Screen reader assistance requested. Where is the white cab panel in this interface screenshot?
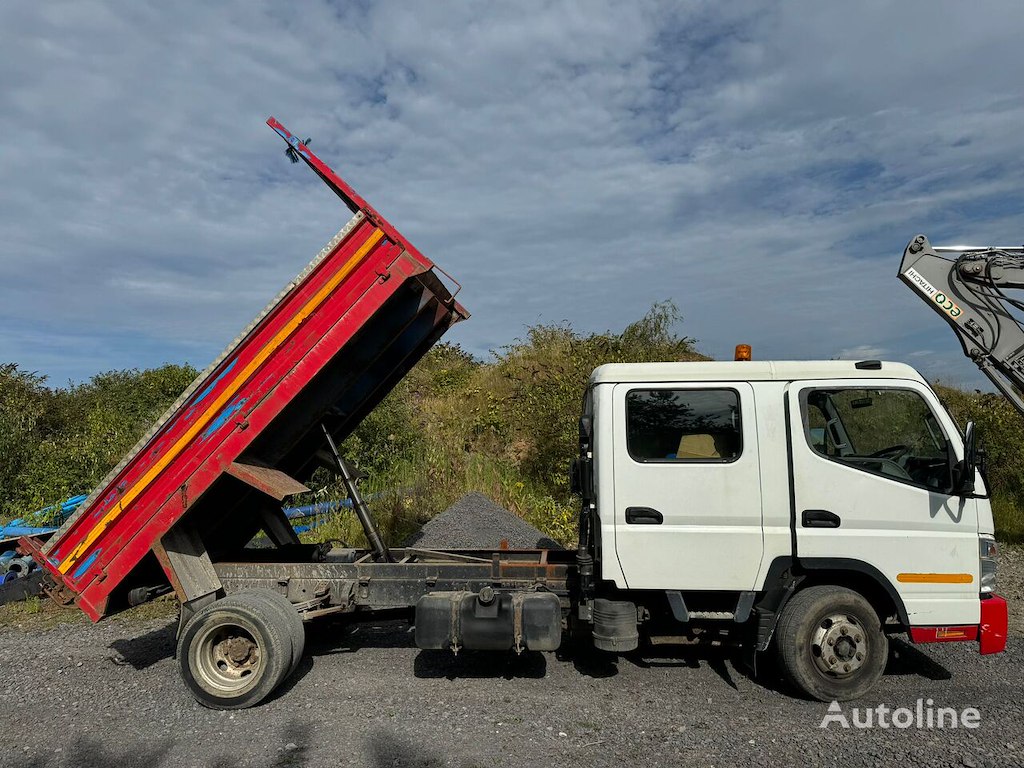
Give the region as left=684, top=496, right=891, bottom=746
left=611, top=382, right=764, bottom=590
left=787, top=379, right=979, bottom=625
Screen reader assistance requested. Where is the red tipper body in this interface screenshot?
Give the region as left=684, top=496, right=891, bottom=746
left=21, top=119, right=468, bottom=621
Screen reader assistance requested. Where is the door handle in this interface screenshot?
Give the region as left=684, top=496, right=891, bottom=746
left=625, top=506, right=664, bottom=525
left=802, top=509, right=841, bottom=528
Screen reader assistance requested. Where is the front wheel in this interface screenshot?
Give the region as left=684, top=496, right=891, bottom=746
left=775, top=585, right=888, bottom=701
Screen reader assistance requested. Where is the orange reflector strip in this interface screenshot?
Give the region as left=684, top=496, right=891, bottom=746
left=897, top=573, right=973, bottom=584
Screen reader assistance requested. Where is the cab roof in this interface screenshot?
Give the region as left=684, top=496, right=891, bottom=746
left=589, top=360, right=926, bottom=385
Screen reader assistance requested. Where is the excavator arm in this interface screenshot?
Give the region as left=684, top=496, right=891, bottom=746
left=899, top=234, right=1024, bottom=415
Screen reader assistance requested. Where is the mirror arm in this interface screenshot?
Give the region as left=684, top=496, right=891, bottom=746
left=953, top=420, right=979, bottom=497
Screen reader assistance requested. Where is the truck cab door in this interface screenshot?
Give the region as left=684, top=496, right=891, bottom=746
left=786, top=379, right=980, bottom=626
left=611, top=382, right=764, bottom=590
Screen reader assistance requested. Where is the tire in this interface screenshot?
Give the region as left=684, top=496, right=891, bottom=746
left=246, top=589, right=306, bottom=677
left=775, top=585, right=888, bottom=701
left=176, top=592, right=292, bottom=709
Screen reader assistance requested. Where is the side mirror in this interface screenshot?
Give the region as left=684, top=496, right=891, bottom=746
left=579, top=415, right=593, bottom=446
left=953, top=421, right=977, bottom=496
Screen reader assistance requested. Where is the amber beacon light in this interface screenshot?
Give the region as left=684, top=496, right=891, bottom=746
left=734, top=344, right=752, bottom=361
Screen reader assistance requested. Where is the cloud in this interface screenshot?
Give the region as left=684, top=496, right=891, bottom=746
left=1, top=1, right=1023, bottom=387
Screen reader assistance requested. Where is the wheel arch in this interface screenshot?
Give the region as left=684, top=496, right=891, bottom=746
left=798, top=558, right=909, bottom=627
left=754, top=556, right=909, bottom=651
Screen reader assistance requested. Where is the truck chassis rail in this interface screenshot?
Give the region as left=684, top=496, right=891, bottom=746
left=214, top=547, right=573, bottom=619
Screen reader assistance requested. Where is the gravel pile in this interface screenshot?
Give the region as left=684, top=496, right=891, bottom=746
left=404, top=492, right=563, bottom=549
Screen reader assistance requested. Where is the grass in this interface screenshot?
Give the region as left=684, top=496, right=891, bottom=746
left=0, top=592, right=177, bottom=631
left=0, top=595, right=86, bottom=630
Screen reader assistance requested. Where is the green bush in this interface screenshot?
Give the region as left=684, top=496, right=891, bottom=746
left=1, top=363, right=197, bottom=520
left=0, top=365, right=52, bottom=518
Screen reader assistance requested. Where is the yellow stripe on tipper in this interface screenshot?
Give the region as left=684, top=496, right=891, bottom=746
left=59, top=228, right=385, bottom=574
left=897, top=572, right=974, bottom=584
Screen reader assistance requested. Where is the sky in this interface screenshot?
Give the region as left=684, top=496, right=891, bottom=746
left=2, top=1, right=1024, bottom=388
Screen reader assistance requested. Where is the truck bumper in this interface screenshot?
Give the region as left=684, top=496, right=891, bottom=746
left=979, top=593, right=1008, bottom=655
left=907, top=593, right=1007, bottom=655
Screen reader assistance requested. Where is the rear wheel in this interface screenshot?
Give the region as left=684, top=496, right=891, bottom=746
left=776, top=585, right=888, bottom=701
left=177, top=592, right=292, bottom=709
left=246, top=589, right=306, bottom=676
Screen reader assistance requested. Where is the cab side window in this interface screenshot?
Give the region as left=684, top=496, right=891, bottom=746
left=801, top=387, right=953, bottom=492
left=627, top=389, right=742, bottom=462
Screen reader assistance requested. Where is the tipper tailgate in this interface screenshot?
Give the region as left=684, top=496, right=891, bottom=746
left=22, top=119, right=468, bottom=620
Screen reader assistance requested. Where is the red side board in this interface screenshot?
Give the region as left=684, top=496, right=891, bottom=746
left=23, top=120, right=468, bottom=620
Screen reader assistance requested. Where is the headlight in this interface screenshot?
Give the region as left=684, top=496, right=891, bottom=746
left=980, top=535, right=997, bottom=594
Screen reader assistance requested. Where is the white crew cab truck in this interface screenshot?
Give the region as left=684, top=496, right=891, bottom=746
left=29, top=130, right=1007, bottom=710
left=571, top=358, right=1007, bottom=700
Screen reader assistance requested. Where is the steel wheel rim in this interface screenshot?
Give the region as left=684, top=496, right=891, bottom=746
left=191, top=621, right=264, bottom=695
left=810, top=612, right=867, bottom=678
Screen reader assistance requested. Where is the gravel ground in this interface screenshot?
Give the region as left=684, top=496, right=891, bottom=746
left=0, top=612, right=1019, bottom=767
left=998, top=544, right=1024, bottom=637
left=404, top=493, right=561, bottom=549
left=1, top=545, right=1019, bottom=768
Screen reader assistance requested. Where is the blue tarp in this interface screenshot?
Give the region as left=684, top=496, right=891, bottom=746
left=0, top=494, right=89, bottom=539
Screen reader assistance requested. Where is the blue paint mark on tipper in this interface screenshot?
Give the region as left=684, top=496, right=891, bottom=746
left=88, top=493, right=115, bottom=524
left=184, top=360, right=237, bottom=421
left=200, top=397, right=248, bottom=440
left=72, top=549, right=101, bottom=580
left=90, top=490, right=120, bottom=520
left=48, top=557, right=61, bottom=566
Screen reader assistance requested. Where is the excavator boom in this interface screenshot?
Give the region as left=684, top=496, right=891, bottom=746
left=899, top=234, right=1024, bottom=415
